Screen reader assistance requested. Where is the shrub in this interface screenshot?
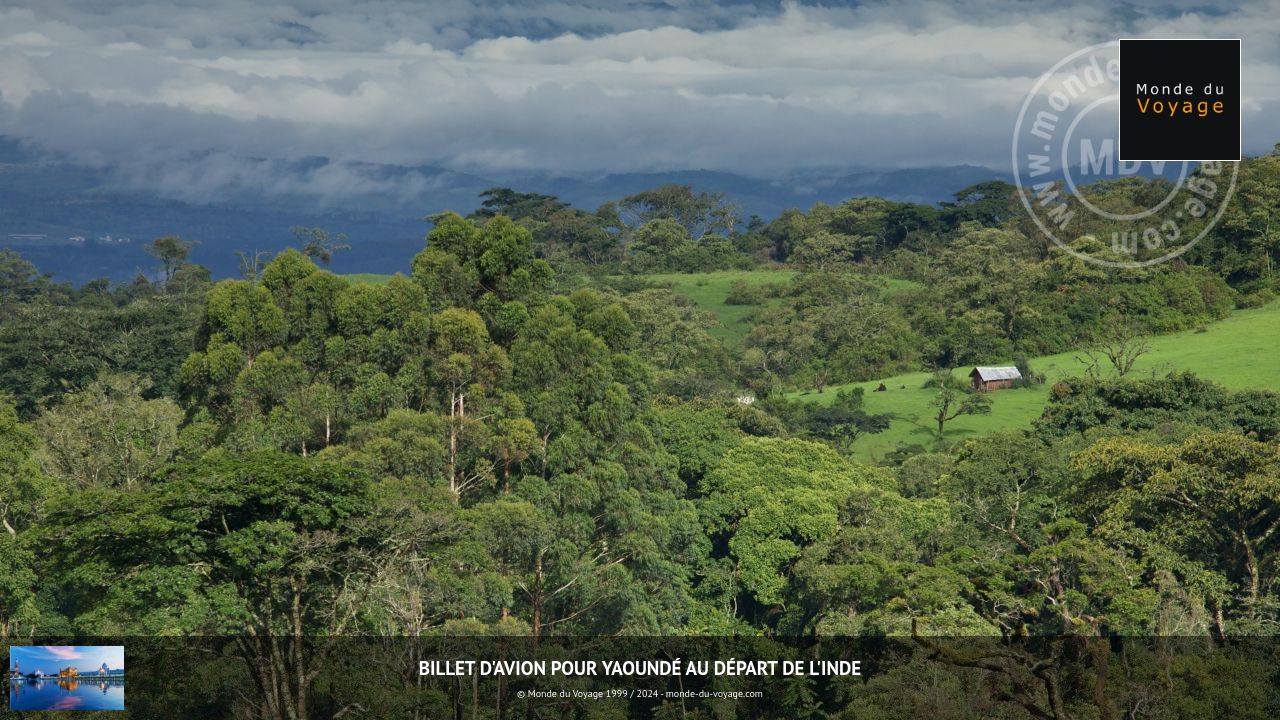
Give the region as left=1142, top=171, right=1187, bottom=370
left=725, top=280, right=768, bottom=306
left=1014, top=356, right=1045, bottom=387
left=1238, top=288, right=1276, bottom=309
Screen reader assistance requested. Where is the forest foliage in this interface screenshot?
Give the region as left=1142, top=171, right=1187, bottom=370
left=3, top=153, right=1280, bottom=718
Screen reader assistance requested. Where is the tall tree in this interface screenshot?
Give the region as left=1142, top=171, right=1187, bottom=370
left=1078, top=432, right=1280, bottom=631
left=0, top=249, right=45, bottom=307
left=1092, top=314, right=1153, bottom=378
left=0, top=398, right=49, bottom=539
left=36, top=374, right=183, bottom=489
left=701, top=437, right=894, bottom=611
left=470, top=187, right=568, bottom=222
left=932, top=369, right=992, bottom=440
left=144, top=235, right=198, bottom=282
left=429, top=308, right=511, bottom=499
left=291, top=227, right=351, bottom=266
left=615, top=184, right=738, bottom=238
left=49, top=452, right=376, bottom=720
left=201, top=279, right=288, bottom=363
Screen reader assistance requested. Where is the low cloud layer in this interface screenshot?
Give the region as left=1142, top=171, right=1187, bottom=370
left=2, top=0, right=1279, bottom=200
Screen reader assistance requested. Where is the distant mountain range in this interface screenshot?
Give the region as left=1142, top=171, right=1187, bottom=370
left=0, top=136, right=1007, bottom=283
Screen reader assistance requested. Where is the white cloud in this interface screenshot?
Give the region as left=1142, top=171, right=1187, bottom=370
left=0, top=0, right=1277, bottom=195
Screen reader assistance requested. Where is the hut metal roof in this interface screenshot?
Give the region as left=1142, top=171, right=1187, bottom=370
left=971, top=366, right=1022, bottom=381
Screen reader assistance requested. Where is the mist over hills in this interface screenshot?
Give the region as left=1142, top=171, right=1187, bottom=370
left=0, top=136, right=1006, bottom=283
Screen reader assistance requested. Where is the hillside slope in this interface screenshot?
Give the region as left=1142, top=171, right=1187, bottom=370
left=793, top=300, right=1280, bottom=462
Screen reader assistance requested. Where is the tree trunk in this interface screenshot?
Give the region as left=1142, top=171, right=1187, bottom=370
left=292, top=583, right=308, bottom=720
left=1242, top=533, right=1261, bottom=611
left=1088, top=638, right=1117, bottom=720
left=498, top=675, right=507, bottom=720
left=453, top=676, right=464, bottom=720
left=1211, top=602, right=1226, bottom=645
left=531, top=552, right=544, bottom=639
left=448, top=391, right=465, bottom=498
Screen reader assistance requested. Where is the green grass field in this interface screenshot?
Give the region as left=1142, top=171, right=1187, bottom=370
left=792, top=300, right=1280, bottom=463
left=639, top=270, right=796, bottom=343
left=640, top=270, right=919, bottom=344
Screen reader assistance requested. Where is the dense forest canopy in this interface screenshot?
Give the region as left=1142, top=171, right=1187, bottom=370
left=3, top=151, right=1280, bottom=718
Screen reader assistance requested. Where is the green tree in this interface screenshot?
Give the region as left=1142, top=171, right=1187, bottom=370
left=470, top=187, right=568, bottom=222
left=931, top=370, right=992, bottom=440
left=791, top=230, right=864, bottom=270
left=0, top=531, right=38, bottom=641
left=0, top=286, right=200, bottom=419
left=796, top=388, right=891, bottom=452
left=413, top=212, right=552, bottom=313
left=144, top=235, right=198, bottom=282
left=1036, top=372, right=1280, bottom=442
left=782, top=483, right=972, bottom=636
left=929, top=432, right=1164, bottom=720
left=1077, top=432, right=1280, bottom=632
left=36, top=374, right=183, bottom=489
left=0, top=398, right=49, bottom=642
left=1200, top=152, right=1280, bottom=283
left=0, top=397, right=50, bottom=537
left=939, top=181, right=1017, bottom=227
left=202, top=279, right=287, bottom=363
left=534, top=207, right=617, bottom=266
left=291, top=226, right=351, bottom=266
left=0, top=249, right=45, bottom=307
left=429, top=308, right=511, bottom=499
left=615, top=183, right=738, bottom=239
left=49, top=452, right=375, bottom=718
left=498, top=301, right=704, bottom=636
left=701, top=437, right=894, bottom=610
left=618, top=288, right=734, bottom=397
left=626, top=218, right=694, bottom=273
left=320, top=410, right=446, bottom=483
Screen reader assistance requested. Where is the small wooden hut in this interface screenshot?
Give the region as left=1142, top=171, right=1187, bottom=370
left=969, top=366, right=1022, bottom=392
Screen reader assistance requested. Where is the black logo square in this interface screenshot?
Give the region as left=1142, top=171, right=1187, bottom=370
left=1119, top=39, right=1240, bottom=161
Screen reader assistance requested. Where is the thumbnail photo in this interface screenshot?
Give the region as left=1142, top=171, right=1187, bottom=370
left=8, top=646, right=125, bottom=711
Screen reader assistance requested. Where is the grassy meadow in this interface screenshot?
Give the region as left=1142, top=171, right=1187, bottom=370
left=638, top=270, right=795, bottom=343
left=638, top=269, right=918, bottom=344
left=792, top=300, right=1280, bottom=462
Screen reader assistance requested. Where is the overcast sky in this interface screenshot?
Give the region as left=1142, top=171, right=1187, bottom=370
left=2, top=0, right=1279, bottom=186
